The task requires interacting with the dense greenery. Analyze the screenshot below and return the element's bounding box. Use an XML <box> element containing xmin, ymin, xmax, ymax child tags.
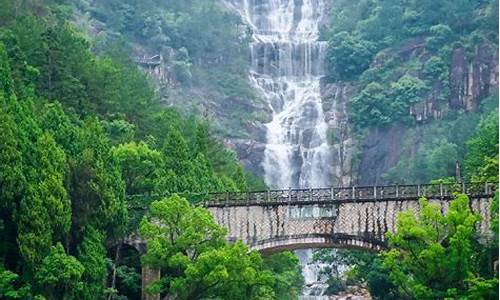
<box><xmin>0</xmin><ymin>1</ymin><xmax>298</xmax><ymax>299</ymax></box>
<box><xmin>324</xmin><ymin>0</ymin><xmax>498</xmax><ymax>128</ymax></box>
<box><xmin>140</xmin><ymin>195</ymin><xmax>303</xmax><ymax>299</ymax></box>
<box><xmin>383</xmin><ymin>194</ymin><xmax>498</xmax><ymax>299</ymax></box>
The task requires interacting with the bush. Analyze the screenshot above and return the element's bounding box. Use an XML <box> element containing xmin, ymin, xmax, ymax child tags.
<box><xmin>327</xmin><ymin>32</ymin><xmax>376</xmax><ymax>81</ymax></box>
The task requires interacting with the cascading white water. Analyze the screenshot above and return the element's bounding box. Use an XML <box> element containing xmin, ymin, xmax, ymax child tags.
<box><xmin>238</xmin><ymin>0</ymin><xmax>333</xmax><ymax>189</ymax></box>
<box><xmin>224</xmin><ymin>0</ymin><xmax>333</xmax><ymax>297</ymax></box>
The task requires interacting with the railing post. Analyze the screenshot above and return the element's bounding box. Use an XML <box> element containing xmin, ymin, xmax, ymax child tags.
<box><xmin>352</xmin><ymin>186</ymin><xmax>356</xmax><ymax>200</ymax></box>
<box><xmin>417</xmin><ymin>184</ymin><xmax>421</xmax><ymax>197</ymax></box>
<box><xmin>288</xmin><ymin>187</ymin><xmax>292</xmax><ymax>202</ymax></box>
<box><xmin>462</xmin><ymin>182</ymin><xmax>466</xmax><ymax>194</ymax></box>
<box><xmin>225</xmin><ymin>192</ymin><xmax>229</xmax><ymax>206</ymax></box>
<box><xmin>396</xmin><ymin>184</ymin><xmax>399</xmax><ymax>198</ymax></box>
<box><xmin>309</xmin><ymin>188</ymin><xmax>312</xmax><ymax>201</ymax></box>
<box><xmin>330</xmin><ymin>186</ymin><xmax>334</xmax><ymax>200</ymax></box>
<box><xmin>485</xmin><ymin>182</ymin><xmax>489</xmax><ymax>195</ymax></box>
<box><xmin>440</xmin><ymin>183</ymin><xmax>443</xmax><ymax>198</ymax></box>
<box><xmin>373</xmin><ymin>186</ymin><xmax>377</xmax><ymax>199</ymax></box>
<box><xmin>267</xmin><ymin>189</ymin><xmax>270</xmax><ymax>202</ymax></box>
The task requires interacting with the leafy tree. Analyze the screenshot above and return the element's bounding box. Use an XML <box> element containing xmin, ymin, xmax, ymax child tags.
<box><xmin>76</xmin><ymin>227</ymin><xmax>108</xmax><ymax>300</ymax></box>
<box><xmin>0</xmin><ymin>96</ymin><xmax>25</xmax><ymax>212</ymax></box>
<box><xmin>0</xmin><ymin>267</ymin><xmax>33</xmax><ymax>299</ymax></box>
<box><xmin>351</xmin><ymin>82</ymin><xmax>392</xmax><ymax>127</ymax></box>
<box><xmin>383</xmin><ymin>195</ymin><xmax>498</xmax><ymax>299</ymax></box>
<box><xmin>140</xmin><ymin>195</ymin><xmax>282</xmax><ymax>299</ymax></box>
<box><xmin>35</xmin><ymin>243</ymin><xmax>84</xmax><ymax>300</ymax></box>
<box><xmin>426</xmin><ymin>24</ymin><xmax>455</xmax><ymax>52</ymax></box>
<box><xmin>17</xmin><ymin>132</ymin><xmax>71</xmax><ymax>271</ymax></box>
<box><xmin>112</xmin><ymin>141</ymin><xmax>164</xmax><ymax>195</ymax></box>
<box><xmin>390</xmin><ymin>75</ymin><xmax>429</xmax><ymax>111</ymax></box>
<box><xmin>464</xmin><ymin>109</ymin><xmax>499</xmax><ymax>182</ymax></box>
<box><xmin>327</xmin><ymin>32</ymin><xmax>375</xmax><ymax>81</ymax></box>
<box><xmin>262</xmin><ymin>252</ymin><xmax>304</xmax><ymax>300</ymax></box>
<box><xmin>69</xmin><ymin>118</ymin><xmax>127</xmax><ymax>242</ymax></box>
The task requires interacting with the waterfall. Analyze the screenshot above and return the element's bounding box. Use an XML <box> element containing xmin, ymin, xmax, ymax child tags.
<box><xmin>228</xmin><ymin>0</ymin><xmax>332</xmax><ymax>189</ymax></box>
<box><xmin>224</xmin><ymin>0</ymin><xmax>333</xmax><ymax>297</ymax></box>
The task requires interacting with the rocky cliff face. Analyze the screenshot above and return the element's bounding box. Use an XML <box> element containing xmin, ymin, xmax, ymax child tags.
<box><xmin>450</xmin><ymin>44</ymin><xmax>499</xmax><ymax>111</ymax></box>
<box><xmin>356</xmin><ymin>42</ymin><xmax>498</xmax><ymax>185</ymax></box>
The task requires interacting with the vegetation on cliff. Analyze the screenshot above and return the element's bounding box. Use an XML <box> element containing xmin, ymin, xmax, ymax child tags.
<box><xmin>322</xmin><ymin>0</ymin><xmax>498</xmax><ymax>184</ymax></box>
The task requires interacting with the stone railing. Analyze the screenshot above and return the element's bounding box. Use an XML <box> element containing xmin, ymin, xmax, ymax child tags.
<box><xmin>204</xmin><ymin>182</ymin><xmax>497</xmax><ymax>207</ymax></box>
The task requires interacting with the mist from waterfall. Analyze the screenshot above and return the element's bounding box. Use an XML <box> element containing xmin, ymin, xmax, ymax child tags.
<box><xmin>223</xmin><ymin>0</ymin><xmax>333</xmax><ymax>297</ymax></box>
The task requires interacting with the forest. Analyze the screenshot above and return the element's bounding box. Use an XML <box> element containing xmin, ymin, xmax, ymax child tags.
<box><xmin>0</xmin><ymin>0</ymin><xmax>498</xmax><ymax>299</ymax></box>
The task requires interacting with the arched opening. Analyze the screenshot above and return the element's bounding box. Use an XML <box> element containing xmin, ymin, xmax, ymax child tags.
<box><xmin>253</xmin><ymin>234</ymin><xmax>389</xmax><ymax>299</ymax></box>
<box><xmin>252</xmin><ymin>233</ymin><xmax>386</xmax><ymax>254</ymax></box>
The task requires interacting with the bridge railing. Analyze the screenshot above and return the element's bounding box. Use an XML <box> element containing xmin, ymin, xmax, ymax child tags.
<box><xmin>204</xmin><ymin>182</ymin><xmax>496</xmax><ymax>206</ymax></box>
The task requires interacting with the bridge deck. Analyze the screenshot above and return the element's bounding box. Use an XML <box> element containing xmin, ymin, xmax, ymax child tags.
<box><xmin>204</xmin><ymin>182</ymin><xmax>496</xmax><ymax>207</ymax></box>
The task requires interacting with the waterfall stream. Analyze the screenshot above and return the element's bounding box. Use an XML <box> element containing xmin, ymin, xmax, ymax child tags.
<box><xmin>224</xmin><ymin>0</ymin><xmax>333</xmax><ymax>297</ymax></box>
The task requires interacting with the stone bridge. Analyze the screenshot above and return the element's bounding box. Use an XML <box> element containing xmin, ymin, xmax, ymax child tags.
<box><xmin>126</xmin><ymin>182</ymin><xmax>496</xmax><ymax>300</ymax></box>
<box><xmin>204</xmin><ymin>182</ymin><xmax>495</xmax><ymax>253</ymax></box>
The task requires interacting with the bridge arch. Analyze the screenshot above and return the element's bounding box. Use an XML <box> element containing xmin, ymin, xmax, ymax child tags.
<box><xmin>250</xmin><ymin>233</ymin><xmax>385</xmax><ymax>254</ymax></box>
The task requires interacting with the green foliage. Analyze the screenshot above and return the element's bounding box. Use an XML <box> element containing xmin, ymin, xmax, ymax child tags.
<box><xmin>76</xmin><ymin>227</ymin><xmax>108</xmax><ymax>299</ymax></box>
<box><xmin>112</xmin><ymin>141</ymin><xmax>164</xmax><ymax>195</ymax></box>
<box><xmin>313</xmin><ymin>249</ymin><xmax>400</xmax><ymax>299</ymax></box>
<box><xmin>327</xmin><ymin>32</ymin><xmax>375</xmax><ymax>81</ymax></box>
<box><xmin>0</xmin><ymin>1</ymin><xmax>272</xmax><ymax>299</ymax></box>
<box><xmin>140</xmin><ymin>194</ymin><xmax>296</xmax><ymax>299</ymax></box>
<box><xmin>351</xmin><ymin>75</ymin><xmax>429</xmax><ymax>128</ymax></box>
<box><xmin>351</xmin><ymin>82</ymin><xmax>392</xmax><ymax>127</ymax></box>
<box><xmin>464</xmin><ymin>108</ymin><xmax>499</xmax><ymax>182</ymax></box>
<box><xmin>69</xmin><ymin>118</ymin><xmax>128</xmax><ymax>241</ymax></box>
<box><xmin>35</xmin><ymin>243</ymin><xmax>84</xmax><ymax>299</ymax></box>
<box><xmin>140</xmin><ymin>194</ymin><xmax>226</xmax><ymax>268</ymax></box>
<box><xmin>383</xmin><ymin>195</ymin><xmax>499</xmax><ymax>299</ymax></box>
<box><xmin>0</xmin><ymin>268</ymin><xmax>33</xmax><ymax>299</ymax></box>
<box><xmin>17</xmin><ymin>132</ymin><xmax>71</xmax><ymax>270</ymax></box>
<box><xmin>262</xmin><ymin>252</ymin><xmax>304</xmax><ymax>300</ymax></box>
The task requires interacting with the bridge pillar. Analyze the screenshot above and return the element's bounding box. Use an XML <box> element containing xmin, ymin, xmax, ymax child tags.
<box><xmin>141</xmin><ymin>265</ymin><xmax>160</xmax><ymax>300</ymax></box>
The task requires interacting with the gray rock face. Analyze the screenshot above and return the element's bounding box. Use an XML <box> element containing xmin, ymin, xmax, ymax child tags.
<box><xmin>357</xmin><ymin>126</ymin><xmax>408</xmax><ymax>185</ymax></box>
<box><xmin>229</xmin><ymin>139</ymin><xmax>267</xmax><ymax>176</ymax></box>
<box><xmin>449</xmin><ymin>43</ymin><xmax>499</xmax><ymax>111</ymax></box>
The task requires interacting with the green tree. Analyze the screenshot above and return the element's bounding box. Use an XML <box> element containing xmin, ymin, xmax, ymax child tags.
<box><xmin>262</xmin><ymin>252</ymin><xmax>304</xmax><ymax>300</ymax></box>
<box><xmin>140</xmin><ymin>195</ymin><xmax>279</xmax><ymax>299</ymax></box>
<box><xmin>351</xmin><ymin>82</ymin><xmax>392</xmax><ymax>127</ymax></box>
<box><xmin>383</xmin><ymin>195</ymin><xmax>498</xmax><ymax>299</ymax></box>
<box><xmin>464</xmin><ymin>109</ymin><xmax>499</xmax><ymax>182</ymax></box>
<box><xmin>390</xmin><ymin>75</ymin><xmax>429</xmax><ymax>114</ymax></box>
<box><xmin>327</xmin><ymin>32</ymin><xmax>375</xmax><ymax>81</ymax></box>
<box><xmin>69</xmin><ymin>118</ymin><xmax>127</xmax><ymax>242</ymax></box>
<box><xmin>35</xmin><ymin>243</ymin><xmax>84</xmax><ymax>300</ymax></box>
<box><xmin>112</xmin><ymin>141</ymin><xmax>164</xmax><ymax>195</ymax></box>
<box><xmin>76</xmin><ymin>227</ymin><xmax>108</xmax><ymax>300</ymax></box>
<box><xmin>17</xmin><ymin>132</ymin><xmax>71</xmax><ymax>271</ymax></box>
